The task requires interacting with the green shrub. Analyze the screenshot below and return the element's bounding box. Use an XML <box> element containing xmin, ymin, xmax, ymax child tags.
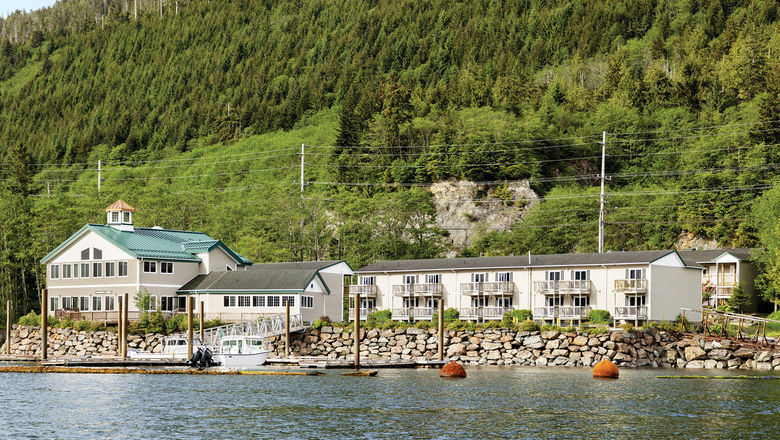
<box><xmin>90</xmin><ymin>321</ymin><xmax>106</xmax><ymax>332</ymax></box>
<box><xmin>443</xmin><ymin>307</ymin><xmax>460</xmax><ymax>322</ymax></box>
<box><xmin>55</xmin><ymin>317</ymin><xmax>73</xmax><ymax>329</ymax></box>
<box><xmin>509</xmin><ymin>309</ymin><xmax>533</xmax><ymax>321</ymax></box>
<box><xmin>74</xmin><ymin>320</ymin><xmax>91</xmax><ymax>331</ymax></box>
<box><xmin>588</xmin><ymin>309</ymin><xmax>610</xmax><ymax>324</ymax></box>
<box><xmin>165</xmin><ymin>314</ymin><xmax>188</xmax><ymax>333</ymax></box>
<box><xmin>585</xmin><ymin>326</ymin><xmax>608</xmax><ymax>335</ymax></box>
<box><xmin>716</xmin><ymin>303</ymin><xmax>735</xmax><ymax>313</ymax></box>
<box><xmin>204</xmin><ymin>318</ymin><xmax>225</xmax><ymax>329</ymax></box>
<box><xmin>675</xmin><ymin>314</ymin><xmax>691</xmax><ymax>330</ymax></box>
<box><xmin>446</xmin><ymin>320</ymin><xmax>476</xmax><ymax>331</ymax></box>
<box><xmin>367</xmin><ymin>309</ymin><xmax>392</xmax><ymax>323</ymax></box>
<box><xmin>519</xmin><ymin>320</ymin><xmax>539</xmax><ymax>332</ymax></box>
<box><xmin>482</xmin><ymin>320</ymin><xmax>504</xmax><ymax>329</ymax></box>
<box><xmin>47</xmin><ymin>316</ymin><xmax>60</xmax><ymax>327</ymax></box>
<box><xmin>539</xmin><ymin>324</ymin><xmax>561</xmax><ymax>332</ymax></box>
<box><xmin>768</xmin><ymin>311</ymin><xmax>780</xmax><ymax>331</ymax></box>
<box><xmin>619</xmin><ymin>323</ymin><xmax>635</xmax><ymax>333</ymax></box>
<box><xmin>312</xmin><ymin>318</ymin><xmax>327</xmax><ymax>330</ymax></box>
<box><xmin>415</xmin><ymin>321</ymin><xmax>435</xmax><ymax>329</ymax></box>
<box><xmin>18</xmin><ymin>311</ymin><xmax>40</xmax><ymax>326</ymax></box>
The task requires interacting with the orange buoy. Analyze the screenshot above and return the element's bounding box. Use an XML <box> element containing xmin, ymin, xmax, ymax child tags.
<box><xmin>440</xmin><ymin>361</ymin><xmax>467</xmax><ymax>378</ymax></box>
<box><xmin>592</xmin><ymin>358</ymin><xmax>619</xmax><ymax>379</ymax></box>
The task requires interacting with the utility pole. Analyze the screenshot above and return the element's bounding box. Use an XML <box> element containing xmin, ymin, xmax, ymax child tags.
<box><xmin>300</xmin><ymin>144</ymin><xmax>306</xmax><ymax>198</ymax></box>
<box><xmin>598</xmin><ymin>131</ymin><xmax>607</xmax><ymax>253</ymax></box>
<box><xmin>134</xmin><ymin>0</ymin><xmax>137</xmax><ymax>20</ymax></box>
<box><xmin>97</xmin><ymin>160</ymin><xmax>103</xmax><ymax>196</ymax></box>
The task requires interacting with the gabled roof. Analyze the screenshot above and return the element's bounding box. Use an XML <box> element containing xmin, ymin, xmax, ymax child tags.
<box><xmin>678</xmin><ymin>248</ymin><xmax>754</xmax><ymax>265</ymax></box>
<box><xmin>177</xmin><ymin>270</ymin><xmax>329</xmax><ymax>294</ymax></box>
<box><xmin>181</xmin><ymin>240</ymin><xmax>253</xmax><ymax>266</ymax></box>
<box><xmin>40</xmin><ymin>224</ymin><xmax>253</xmax><ymax>265</ymax></box>
<box><xmin>356</xmin><ymin>250</ymin><xmax>700</xmax><ymax>273</ymax></box>
<box><xmin>105</xmin><ymin>200</ymin><xmax>136</xmax><ymax>212</ymax></box>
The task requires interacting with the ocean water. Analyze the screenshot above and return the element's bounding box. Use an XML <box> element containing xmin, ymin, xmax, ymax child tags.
<box><xmin>0</xmin><ymin>367</ymin><xmax>777</xmax><ymax>439</ymax></box>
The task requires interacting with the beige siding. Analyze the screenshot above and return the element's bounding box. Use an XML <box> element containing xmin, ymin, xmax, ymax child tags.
<box><xmin>649</xmin><ymin>265</ymin><xmax>702</xmax><ymax>321</ymax></box>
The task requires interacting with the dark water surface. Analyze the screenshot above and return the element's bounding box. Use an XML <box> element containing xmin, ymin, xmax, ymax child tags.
<box><xmin>0</xmin><ymin>367</ymin><xmax>778</xmax><ymax>439</ymax></box>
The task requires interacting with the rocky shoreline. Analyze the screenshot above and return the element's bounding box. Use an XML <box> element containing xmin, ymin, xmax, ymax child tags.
<box><xmin>3</xmin><ymin>325</ymin><xmax>779</xmax><ymax>370</ymax></box>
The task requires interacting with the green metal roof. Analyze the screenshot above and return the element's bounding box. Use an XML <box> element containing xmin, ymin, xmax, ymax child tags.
<box><xmin>40</xmin><ymin>224</ymin><xmax>253</xmax><ymax>265</ymax></box>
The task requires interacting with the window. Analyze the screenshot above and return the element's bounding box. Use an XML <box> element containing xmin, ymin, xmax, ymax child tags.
<box><xmin>403</xmin><ymin>297</ymin><xmax>419</xmax><ymax>308</ymax></box>
<box><xmin>496</xmin><ymin>297</ymin><xmax>513</xmax><ymax>308</ymax></box>
<box><xmin>79</xmin><ymin>297</ymin><xmax>89</xmax><ymax>311</ymax></box>
<box><xmin>105</xmin><ymin>262</ymin><xmax>115</xmax><ymax>277</ymax></box>
<box><xmin>93</xmin><ymin>296</ymin><xmax>102</xmax><ymax>311</ymax></box>
<box><xmin>161</xmin><ymin>297</ymin><xmax>175</xmax><ymax>312</ymax></box>
<box><xmin>425</xmin><ymin>298</ymin><xmax>439</xmax><ymax>309</ymax></box>
<box><xmin>62</xmin><ymin>297</ymin><xmax>72</xmax><ymax>309</ymax></box>
<box><xmin>226</xmin><ymin>265</ymin><xmax>233</xmax><ymax>271</ymax></box>
<box><xmin>470</xmin><ymin>297</ymin><xmax>487</xmax><ymax>307</ymax></box>
<box><xmin>253</xmin><ymin>296</ymin><xmax>265</xmax><ymax>307</ymax></box>
<box><xmin>402</xmin><ymin>274</ymin><xmax>418</xmax><ymax>284</ymax></box>
<box><xmin>282</xmin><ymin>296</ymin><xmax>295</xmax><ymax>307</ymax></box>
<box><xmin>545</xmin><ymin>271</ymin><xmax>562</xmax><ymax>281</ymax></box>
<box><xmin>571</xmin><ymin>270</ymin><xmax>589</xmax><ymax>280</ymax></box>
<box><xmin>471</xmin><ymin>273</ymin><xmax>487</xmax><ymax>283</ymax></box>
<box><xmin>359</xmin><ymin>276</ymin><xmax>376</xmax><ymax>286</ymax></box>
<box><xmin>496</xmin><ymin>272</ymin><xmax>512</xmax><ymax>282</ymax></box>
<box><xmin>573</xmin><ymin>297</ymin><xmax>590</xmax><ymax>307</ymax></box>
<box><xmin>223</xmin><ymin>295</ymin><xmax>237</xmax><ymax>307</ymax></box>
<box><xmin>73</xmin><ymin>263</ymin><xmax>79</xmax><ymax>279</ymax></box>
<box><xmin>50</xmin><ymin>265</ymin><xmax>59</xmax><ymax>279</ymax></box>
<box><xmin>545</xmin><ymin>296</ymin><xmax>562</xmax><ymax>307</ymax></box>
<box><xmin>301</xmin><ymin>296</ymin><xmax>314</xmax><ymax>308</ymax></box>
<box><xmin>160</xmin><ymin>262</ymin><xmax>174</xmax><ymax>274</ymax></box>
<box><xmin>267</xmin><ymin>296</ymin><xmax>280</xmax><ymax>307</ymax></box>
<box><xmin>93</xmin><ymin>248</ymin><xmax>102</xmax><ymax>260</ymax></box>
<box><xmin>62</xmin><ymin>264</ymin><xmax>71</xmax><ymax>279</ymax></box>
<box><xmin>143</xmin><ymin>261</ymin><xmax>157</xmax><ymax>273</ymax></box>
<box><xmin>118</xmin><ymin>261</ymin><xmax>128</xmax><ymax>277</ymax></box>
<box><xmin>360</xmin><ymin>298</ymin><xmax>375</xmax><ymax>309</ymax></box>
<box><xmin>426</xmin><ymin>274</ymin><xmax>441</xmax><ymax>284</ymax></box>
<box><xmin>177</xmin><ymin>297</ymin><xmax>187</xmax><ymax>310</ymax></box>
<box><xmin>93</xmin><ymin>262</ymin><xmax>102</xmax><ymax>278</ymax></box>
<box><xmin>111</xmin><ymin>211</ymin><xmax>119</xmax><ymax>223</ymax></box>
<box><xmin>238</xmin><ymin>296</ymin><xmax>251</xmax><ymax>307</ymax></box>
<box><xmin>81</xmin><ymin>248</ymin><xmax>90</xmax><ymax>260</ymax></box>
<box><xmin>627</xmin><ymin>269</ymin><xmax>644</xmax><ymax>279</ymax></box>
<box><xmin>80</xmin><ymin>263</ymin><xmax>90</xmax><ymax>278</ymax></box>
<box><xmin>625</xmin><ymin>296</ymin><xmax>646</xmax><ymax>307</ymax></box>
<box><xmin>123</xmin><ymin>211</ymin><xmax>131</xmax><ymax>223</ymax></box>
<box><xmin>50</xmin><ymin>297</ymin><xmax>59</xmax><ymax>312</ymax></box>
<box><xmin>105</xmin><ymin>296</ymin><xmax>115</xmax><ymax>311</ymax></box>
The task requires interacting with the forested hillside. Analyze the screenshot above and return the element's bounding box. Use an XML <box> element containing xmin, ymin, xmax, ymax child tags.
<box><xmin>0</xmin><ymin>0</ymin><xmax>779</xmax><ymax>314</ymax></box>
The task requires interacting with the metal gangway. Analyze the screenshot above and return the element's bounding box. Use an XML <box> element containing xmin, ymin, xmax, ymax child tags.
<box><xmin>202</xmin><ymin>314</ymin><xmax>304</xmax><ymax>347</ymax></box>
<box><xmin>680</xmin><ymin>307</ymin><xmax>780</xmax><ymax>345</ymax></box>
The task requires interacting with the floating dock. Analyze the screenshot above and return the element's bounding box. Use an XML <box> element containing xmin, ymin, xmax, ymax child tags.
<box><xmin>0</xmin><ymin>366</ymin><xmax>323</xmax><ymax>376</ymax></box>
<box><xmin>266</xmin><ymin>357</ymin><xmax>447</xmax><ymax>369</ymax></box>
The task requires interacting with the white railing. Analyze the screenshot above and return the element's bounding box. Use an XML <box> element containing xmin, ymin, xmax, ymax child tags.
<box><xmin>348</xmin><ymin>307</ymin><xmax>377</xmax><ymax>320</ymax></box>
<box><xmin>703</xmin><ymin>273</ymin><xmax>737</xmax><ymax>286</ymax></box>
<box><xmin>202</xmin><ymin>314</ymin><xmax>304</xmax><ymax>347</ymax></box>
<box><xmin>613</xmin><ymin>279</ymin><xmax>648</xmax><ymax>292</ymax></box>
<box><xmin>459</xmin><ymin>307</ymin><xmax>513</xmax><ymax>320</ymax></box>
<box><xmin>533</xmin><ymin>280</ymin><xmax>591</xmax><ymax>293</ymax></box>
<box><xmin>392</xmin><ymin>283</ymin><xmax>443</xmax><ymax>296</ymax></box>
<box><xmin>348</xmin><ymin>285</ymin><xmax>378</xmax><ymax>296</ymax></box>
<box><xmin>533</xmin><ymin>306</ymin><xmax>591</xmax><ymax>319</ymax></box>
<box><xmin>459</xmin><ymin>282</ymin><xmax>514</xmax><ymax>295</ymax></box>
<box><xmin>614</xmin><ymin>306</ymin><xmax>648</xmax><ymax>319</ymax></box>
<box><xmin>391</xmin><ymin>307</ymin><xmax>435</xmax><ymax>320</ymax></box>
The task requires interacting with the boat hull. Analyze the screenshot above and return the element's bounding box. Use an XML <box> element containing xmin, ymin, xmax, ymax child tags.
<box><xmin>212</xmin><ymin>350</ymin><xmax>271</xmax><ymax>368</ymax></box>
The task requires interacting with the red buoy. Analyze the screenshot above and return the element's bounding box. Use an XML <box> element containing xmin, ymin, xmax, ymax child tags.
<box><xmin>592</xmin><ymin>358</ymin><xmax>619</xmax><ymax>379</ymax></box>
<box><xmin>440</xmin><ymin>361</ymin><xmax>466</xmax><ymax>378</ymax></box>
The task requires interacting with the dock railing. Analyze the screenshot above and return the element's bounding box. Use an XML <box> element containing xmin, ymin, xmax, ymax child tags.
<box><xmin>680</xmin><ymin>307</ymin><xmax>779</xmax><ymax>345</ymax></box>
<box><xmin>201</xmin><ymin>314</ymin><xmax>304</xmax><ymax>347</ymax></box>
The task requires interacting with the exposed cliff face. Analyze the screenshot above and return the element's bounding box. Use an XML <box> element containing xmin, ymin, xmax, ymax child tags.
<box><xmin>430</xmin><ymin>180</ymin><xmax>538</xmax><ymax>255</ymax></box>
<box><xmin>676</xmin><ymin>233</ymin><xmax>720</xmax><ymax>250</ymax></box>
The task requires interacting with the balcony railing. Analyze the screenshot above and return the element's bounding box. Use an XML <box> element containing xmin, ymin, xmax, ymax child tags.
<box><xmin>613</xmin><ymin>279</ymin><xmax>648</xmax><ymax>293</ymax></box>
<box><xmin>392</xmin><ymin>283</ymin><xmax>443</xmax><ymax>297</ymax></box>
<box><xmin>348</xmin><ymin>285</ymin><xmax>378</xmax><ymax>297</ymax></box>
<box><xmin>614</xmin><ymin>306</ymin><xmax>648</xmax><ymax>320</ymax></box>
<box><xmin>533</xmin><ymin>306</ymin><xmax>591</xmax><ymax>319</ymax></box>
<box><xmin>533</xmin><ymin>280</ymin><xmax>592</xmax><ymax>294</ymax></box>
<box><xmin>459</xmin><ymin>307</ymin><xmax>514</xmax><ymax>320</ymax></box>
<box><xmin>391</xmin><ymin>307</ymin><xmax>435</xmax><ymax>320</ymax></box>
<box><xmin>459</xmin><ymin>282</ymin><xmax>514</xmax><ymax>295</ymax></box>
<box><xmin>348</xmin><ymin>307</ymin><xmax>377</xmax><ymax>320</ymax></box>
<box><xmin>703</xmin><ymin>273</ymin><xmax>737</xmax><ymax>287</ymax></box>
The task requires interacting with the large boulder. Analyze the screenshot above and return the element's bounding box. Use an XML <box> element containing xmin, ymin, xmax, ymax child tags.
<box><xmin>684</xmin><ymin>346</ymin><xmax>707</xmax><ymax>361</ymax></box>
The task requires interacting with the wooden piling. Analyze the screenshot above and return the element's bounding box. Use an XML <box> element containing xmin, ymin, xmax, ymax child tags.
<box><xmin>187</xmin><ymin>296</ymin><xmax>194</xmax><ymax>358</ymax></box>
<box><xmin>437</xmin><ymin>299</ymin><xmax>444</xmax><ymax>361</ymax></box>
<box><xmin>285</xmin><ymin>300</ymin><xmax>290</xmax><ymax>357</ymax></box>
<box><xmin>199</xmin><ymin>301</ymin><xmax>205</xmax><ymax>343</ymax></box>
<box><xmin>353</xmin><ymin>292</ymin><xmax>360</xmax><ymax>370</ymax></box>
<box><xmin>737</xmin><ymin>318</ymin><xmax>743</xmax><ymax>340</ymax></box>
<box><xmin>122</xmin><ymin>293</ymin><xmax>129</xmax><ymax>359</ymax></box>
<box><xmin>6</xmin><ymin>300</ymin><xmax>11</xmax><ymax>355</ymax></box>
<box><xmin>40</xmin><ymin>289</ymin><xmax>48</xmax><ymax>361</ymax></box>
<box><xmin>117</xmin><ymin>299</ymin><xmax>124</xmax><ymax>357</ymax></box>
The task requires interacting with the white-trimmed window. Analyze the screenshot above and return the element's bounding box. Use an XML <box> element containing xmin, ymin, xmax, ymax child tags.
<box><xmin>496</xmin><ymin>297</ymin><xmax>513</xmax><ymax>307</ymax></box>
<box><xmin>62</xmin><ymin>264</ymin><xmax>71</xmax><ymax>279</ymax></box>
<box><xmin>62</xmin><ymin>297</ymin><xmax>72</xmax><ymax>309</ymax></box>
<box><xmin>545</xmin><ymin>296</ymin><xmax>562</xmax><ymax>307</ymax></box>
<box><xmin>267</xmin><ymin>296</ymin><xmax>280</xmax><ymax>307</ymax></box>
<box><xmin>92</xmin><ymin>296</ymin><xmax>102</xmax><ymax>311</ymax></box>
<box><xmin>425</xmin><ymin>274</ymin><xmax>441</xmax><ymax>284</ymax></box>
<box><xmin>402</xmin><ymin>274</ymin><xmax>418</xmax><ymax>284</ymax></box>
<box><xmin>282</xmin><ymin>296</ymin><xmax>295</xmax><ymax>307</ymax></box>
<box><xmin>573</xmin><ymin>297</ymin><xmax>590</xmax><ymax>307</ymax></box>
<box><xmin>72</xmin><ymin>263</ymin><xmax>79</xmax><ymax>279</ymax></box>
<box><xmin>253</xmin><ymin>296</ymin><xmax>265</xmax><ymax>307</ymax></box>
<box><xmin>80</xmin><ymin>263</ymin><xmax>90</xmax><ymax>278</ymax></box>
<box><xmin>105</xmin><ymin>262</ymin><xmax>115</xmax><ymax>277</ymax></box>
<box><xmin>161</xmin><ymin>296</ymin><xmax>176</xmax><ymax>312</ymax></box>
<box><xmin>50</xmin><ymin>297</ymin><xmax>59</xmax><ymax>312</ymax></box>
<box><xmin>50</xmin><ymin>264</ymin><xmax>59</xmax><ymax>279</ymax></box>
<box><xmin>118</xmin><ymin>261</ymin><xmax>128</xmax><ymax>277</ymax></box>
<box><xmin>627</xmin><ymin>268</ymin><xmax>644</xmax><ymax>279</ymax></box>
<box><xmin>79</xmin><ymin>296</ymin><xmax>89</xmax><ymax>311</ymax></box>
<box><xmin>81</xmin><ymin>248</ymin><xmax>90</xmax><ymax>260</ymax></box>
<box><xmin>223</xmin><ymin>295</ymin><xmax>237</xmax><ymax>307</ymax></box>
<box><xmin>302</xmin><ymin>295</ymin><xmax>314</xmax><ymax>308</ymax></box>
<box><xmin>123</xmin><ymin>211</ymin><xmax>131</xmax><ymax>223</ymax></box>
<box><xmin>111</xmin><ymin>211</ymin><xmax>120</xmax><ymax>223</ymax></box>
<box><xmin>403</xmin><ymin>297</ymin><xmax>419</xmax><ymax>308</ymax></box>
<box><xmin>93</xmin><ymin>262</ymin><xmax>102</xmax><ymax>278</ymax></box>
<box><xmin>625</xmin><ymin>295</ymin><xmax>646</xmax><ymax>307</ymax></box>
<box><xmin>359</xmin><ymin>276</ymin><xmax>376</xmax><ymax>285</ymax></box>
<box><xmin>105</xmin><ymin>296</ymin><xmax>115</xmax><ymax>311</ymax></box>
<box><xmin>471</xmin><ymin>273</ymin><xmax>487</xmax><ymax>283</ymax></box>
<box><xmin>360</xmin><ymin>298</ymin><xmax>375</xmax><ymax>309</ymax></box>
<box><xmin>238</xmin><ymin>296</ymin><xmax>251</xmax><ymax>307</ymax></box>
<box><xmin>425</xmin><ymin>298</ymin><xmax>439</xmax><ymax>309</ymax></box>
<box><xmin>143</xmin><ymin>261</ymin><xmax>157</xmax><ymax>273</ymax></box>
<box><xmin>470</xmin><ymin>297</ymin><xmax>487</xmax><ymax>307</ymax></box>
<box><xmin>496</xmin><ymin>272</ymin><xmax>512</xmax><ymax>282</ymax></box>
<box><xmin>160</xmin><ymin>262</ymin><xmax>174</xmax><ymax>274</ymax></box>
<box><xmin>571</xmin><ymin>270</ymin><xmax>589</xmax><ymax>280</ymax></box>
<box><xmin>545</xmin><ymin>271</ymin><xmax>562</xmax><ymax>281</ymax></box>
<box><xmin>93</xmin><ymin>248</ymin><xmax>102</xmax><ymax>260</ymax></box>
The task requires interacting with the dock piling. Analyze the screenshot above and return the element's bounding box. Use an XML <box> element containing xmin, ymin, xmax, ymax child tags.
<box><xmin>122</xmin><ymin>293</ymin><xmax>129</xmax><ymax>359</ymax></box>
<box><xmin>41</xmin><ymin>289</ymin><xmax>48</xmax><ymax>361</ymax></box>
<box><xmin>117</xmin><ymin>299</ymin><xmax>124</xmax><ymax>357</ymax></box>
<box><xmin>187</xmin><ymin>297</ymin><xmax>194</xmax><ymax>358</ymax></box>
<box><xmin>437</xmin><ymin>299</ymin><xmax>443</xmax><ymax>361</ymax></box>
<box><xmin>354</xmin><ymin>292</ymin><xmax>360</xmax><ymax>370</ymax></box>
<box><xmin>6</xmin><ymin>300</ymin><xmax>11</xmax><ymax>355</ymax></box>
<box><xmin>285</xmin><ymin>300</ymin><xmax>290</xmax><ymax>357</ymax></box>
<box><xmin>199</xmin><ymin>301</ymin><xmax>205</xmax><ymax>343</ymax></box>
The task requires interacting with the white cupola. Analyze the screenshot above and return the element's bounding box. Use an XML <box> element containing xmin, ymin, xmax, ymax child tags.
<box><xmin>105</xmin><ymin>200</ymin><xmax>135</xmax><ymax>232</ymax></box>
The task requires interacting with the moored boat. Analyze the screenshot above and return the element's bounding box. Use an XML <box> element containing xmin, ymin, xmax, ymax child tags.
<box><xmin>211</xmin><ymin>335</ymin><xmax>271</xmax><ymax>368</ymax></box>
<box><xmin>128</xmin><ymin>335</ymin><xmax>204</xmax><ymax>360</ymax></box>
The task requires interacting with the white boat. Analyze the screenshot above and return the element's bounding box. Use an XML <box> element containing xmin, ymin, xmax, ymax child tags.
<box><xmin>211</xmin><ymin>335</ymin><xmax>271</xmax><ymax>368</ymax></box>
<box><xmin>128</xmin><ymin>335</ymin><xmax>204</xmax><ymax>360</ymax></box>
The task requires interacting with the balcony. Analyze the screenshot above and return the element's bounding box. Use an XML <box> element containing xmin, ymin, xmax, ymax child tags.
<box><xmin>391</xmin><ymin>307</ymin><xmax>435</xmax><ymax>320</ymax></box>
<box><xmin>348</xmin><ymin>307</ymin><xmax>377</xmax><ymax>321</ymax></box>
<box><xmin>703</xmin><ymin>273</ymin><xmax>736</xmax><ymax>287</ymax></box>
<box><xmin>348</xmin><ymin>285</ymin><xmax>378</xmax><ymax>297</ymax></box>
<box><xmin>613</xmin><ymin>279</ymin><xmax>648</xmax><ymax>293</ymax></box>
<box><xmin>460</xmin><ymin>282</ymin><xmax>514</xmax><ymax>296</ymax></box>
<box><xmin>459</xmin><ymin>307</ymin><xmax>514</xmax><ymax>320</ymax></box>
<box><xmin>614</xmin><ymin>306</ymin><xmax>648</xmax><ymax>320</ymax></box>
<box><xmin>392</xmin><ymin>283</ymin><xmax>443</xmax><ymax>297</ymax></box>
<box><xmin>533</xmin><ymin>280</ymin><xmax>592</xmax><ymax>294</ymax></box>
<box><xmin>533</xmin><ymin>306</ymin><xmax>591</xmax><ymax>320</ymax></box>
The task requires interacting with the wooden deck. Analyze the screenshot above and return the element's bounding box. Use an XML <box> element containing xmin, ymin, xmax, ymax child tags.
<box><xmin>266</xmin><ymin>357</ymin><xmax>447</xmax><ymax>369</ymax></box>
